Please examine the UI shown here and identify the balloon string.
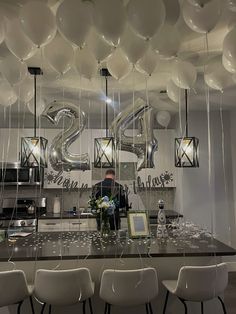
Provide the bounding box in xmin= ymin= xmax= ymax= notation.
xmin=204 ymin=33 xmax=215 ymax=243
xmin=219 ymin=94 xmax=231 ymax=245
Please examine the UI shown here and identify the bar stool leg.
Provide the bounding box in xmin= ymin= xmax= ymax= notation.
xmin=163 ymin=291 xmax=169 ymax=314
xmin=17 ymin=301 xmax=23 ymax=314
xmin=145 ymin=303 xmax=149 ymax=314
xmin=104 ymin=303 xmax=108 ymax=314
xmin=218 ymin=296 xmax=227 ymax=314
xmin=88 ymin=298 xmax=93 ymax=314
xmin=48 ymin=304 xmax=52 ymax=314
xmin=201 ymin=302 xmax=204 ymax=314
xmin=83 ymin=300 xmax=86 ymax=314
xmin=29 ymin=296 xmax=35 ymax=314
xmin=41 ymin=303 xmax=46 ymax=314
xmin=108 ymin=304 xmax=111 ymax=314
xmin=178 ymin=298 xmax=188 ymax=314
xmin=149 ymin=303 xmax=153 ymax=314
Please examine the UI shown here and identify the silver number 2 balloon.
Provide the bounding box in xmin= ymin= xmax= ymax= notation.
xmin=42 ymin=101 xmax=90 ymax=172
xmin=110 ymin=98 xmax=158 ymax=171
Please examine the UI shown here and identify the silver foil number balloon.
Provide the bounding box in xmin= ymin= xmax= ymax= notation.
xmin=110 ymin=98 xmax=158 ymax=171
xmin=42 ymin=101 xmax=90 ymax=171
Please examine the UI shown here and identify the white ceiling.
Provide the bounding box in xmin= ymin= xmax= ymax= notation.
xmin=0 ymin=0 xmax=236 ymax=129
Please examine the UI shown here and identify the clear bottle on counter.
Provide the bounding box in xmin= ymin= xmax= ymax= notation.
xmin=156 ymin=199 xmax=168 ymax=239
xmin=53 ymin=195 xmax=61 ymax=214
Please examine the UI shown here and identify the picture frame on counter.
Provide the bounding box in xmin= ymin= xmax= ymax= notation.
xmin=127 ymin=211 xmax=150 ymax=239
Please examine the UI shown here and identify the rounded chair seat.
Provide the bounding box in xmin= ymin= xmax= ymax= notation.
xmin=100 ymin=268 xmax=158 ymax=313
xmin=34 ymin=268 xmax=94 ymax=313
xmin=162 ymin=263 xmax=228 ymax=314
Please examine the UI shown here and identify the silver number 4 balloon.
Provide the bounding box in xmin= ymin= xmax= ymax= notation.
xmin=110 ymin=98 xmax=158 ymax=171
xmin=42 ymin=101 xmax=90 ymax=172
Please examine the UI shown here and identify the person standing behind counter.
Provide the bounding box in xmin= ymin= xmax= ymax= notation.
xmin=92 ymin=169 xmax=127 ymax=230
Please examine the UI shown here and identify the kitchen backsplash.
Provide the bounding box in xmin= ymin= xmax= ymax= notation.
xmin=0 ymin=186 xmax=176 ymax=212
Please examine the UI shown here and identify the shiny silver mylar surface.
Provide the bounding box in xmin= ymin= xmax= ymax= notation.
xmin=42 ymin=101 xmax=90 ymax=171
xmin=110 ymin=98 xmax=158 ymax=171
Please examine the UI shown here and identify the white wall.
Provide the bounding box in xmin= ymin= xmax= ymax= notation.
xmin=175 ymin=110 xmax=236 ymax=246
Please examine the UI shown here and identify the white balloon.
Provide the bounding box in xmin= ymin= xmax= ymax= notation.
xmin=20 ymin=1 xmax=56 ymax=47
xmin=0 ymin=80 xmax=17 ymax=107
xmin=0 ymin=12 xmax=5 ymax=45
xmin=172 ymin=59 xmax=197 ymax=89
xmin=1 ymin=54 xmax=28 ymax=85
xmin=183 ymin=0 xmax=221 ymax=33
xmin=5 ymin=18 xmax=37 ymax=61
xmin=227 ymin=0 xmax=236 ymax=12
xmin=74 ymin=47 xmax=97 ymax=80
xmin=56 ymin=0 xmax=92 ymax=48
xmin=13 ymin=76 xmax=34 ymax=103
xmin=28 ymin=97 xmax=45 ymax=116
xmin=156 ymin=111 xmax=171 ymax=128
xmin=86 ymin=27 xmax=113 ymax=63
xmin=135 ymin=46 xmax=158 ymax=76
xmin=0 ymin=42 xmax=11 ymax=60
xmin=151 ymin=24 xmax=181 ymax=59
xmin=44 ymin=33 xmax=74 ymax=75
xmin=127 ymin=0 xmax=166 ymax=40
xmin=167 ymin=79 xmax=181 ymax=103
xmin=222 ymin=54 xmax=236 ymax=74
xmin=223 ymin=27 xmax=236 ymax=68
xmin=107 ymin=48 xmax=132 ymax=80
xmin=204 ymin=55 xmax=233 ymax=91
xmin=120 ymin=26 xmax=148 ymax=64
xmin=93 ymin=0 xmax=126 ymax=47
xmin=232 ymin=73 xmax=236 ymax=84
xmin=164 ymin=0 xmax=180 ymax=26
xmin=188 ymin=0 xmax=212 ymax=7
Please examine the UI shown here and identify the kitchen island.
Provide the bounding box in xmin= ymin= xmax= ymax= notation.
xmin=0 ymin=230 xmax=235 ymax=314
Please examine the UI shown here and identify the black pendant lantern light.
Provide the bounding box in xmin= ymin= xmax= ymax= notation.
xmin=94 ymin=68 xmax=115 ymax=168
xmin=21 ymin=67 xmax=48 ymax=168
xmin=175 ymin=89 xmax=199 ymax=168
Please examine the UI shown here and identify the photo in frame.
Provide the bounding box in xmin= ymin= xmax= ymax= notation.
xmin=127 ymin=211 xmax=150 ymax=238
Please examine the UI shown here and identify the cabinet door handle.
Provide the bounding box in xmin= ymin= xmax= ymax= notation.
xmin=45 ymin=223 xmax=57 ymax=225
xmin=71 ymin=222 xmax=82 ymax=225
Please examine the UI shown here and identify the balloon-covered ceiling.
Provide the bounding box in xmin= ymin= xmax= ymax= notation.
xmin=0 ymin=0 xmax=236 ymax=121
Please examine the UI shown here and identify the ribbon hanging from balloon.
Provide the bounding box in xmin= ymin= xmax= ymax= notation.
xmin=42 ymin=101 xmax=90 ymax=171
xmin=110 ymin=98 xmax=158 ymax=171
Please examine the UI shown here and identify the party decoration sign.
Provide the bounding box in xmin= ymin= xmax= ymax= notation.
xmin=42 ymin=101 xmax=90 ymax=172
xmin=110 ymin=98 xmax=158 ymax=171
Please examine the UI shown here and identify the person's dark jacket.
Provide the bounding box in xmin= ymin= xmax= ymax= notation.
xmin=92 ymin=178 xmax=126 ymax=230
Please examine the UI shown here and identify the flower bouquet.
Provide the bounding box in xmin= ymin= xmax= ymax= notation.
xmin=88 ymin=196 xmax=116 ymax=237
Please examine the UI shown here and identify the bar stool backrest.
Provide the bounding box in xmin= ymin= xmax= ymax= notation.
xmin=175 ymin=263 xmax=228 ymax=301
xmin=34 ymin=268 xmax=93 ymax=306
xmin=0 ymin=270 xmax=29 ymax=307
xmin=100 ymin=268 xmax=158 ymax=306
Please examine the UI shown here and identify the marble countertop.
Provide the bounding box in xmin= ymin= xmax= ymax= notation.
xmin=0 ymin=230 xmax=235 ymax=262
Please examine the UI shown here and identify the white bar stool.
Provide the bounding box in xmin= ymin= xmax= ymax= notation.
xmin=100 ymin=268 xmax=159 ymax=314
xmin=0 ymin=270 xmax=35 ymax=314
xmin=34 ymin=268 xmax=94 ymax=314
xmin=162 ymin=263 xmax=228 ymax=314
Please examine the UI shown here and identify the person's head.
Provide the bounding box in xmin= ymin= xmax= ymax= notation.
xmin=105 ymin=169 xmax=115 ymax=180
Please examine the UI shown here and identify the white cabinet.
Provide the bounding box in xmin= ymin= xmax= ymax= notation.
xmin=38 ymin=217 xmax=127 ymax=232
xmin=38 ymin=218 xmax=97 ymax=232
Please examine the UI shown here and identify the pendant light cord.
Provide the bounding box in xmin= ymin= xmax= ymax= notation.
xmin=185 ymin=89 xmax=188 ymax=137
xmin=34 ymin=74 xmax=37 ymax=138
xmin=105 ymin=76 xmax=108 ymax=137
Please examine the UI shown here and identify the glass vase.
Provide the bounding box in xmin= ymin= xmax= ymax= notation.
xmin=101 ymin=218 xmax=110 ymax=238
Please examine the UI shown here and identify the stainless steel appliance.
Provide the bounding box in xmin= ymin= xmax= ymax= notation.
xmin=0 ymin=162 xmax=44 ymax=186
xmin=0 ymin=197 xmax=47 ymax=235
